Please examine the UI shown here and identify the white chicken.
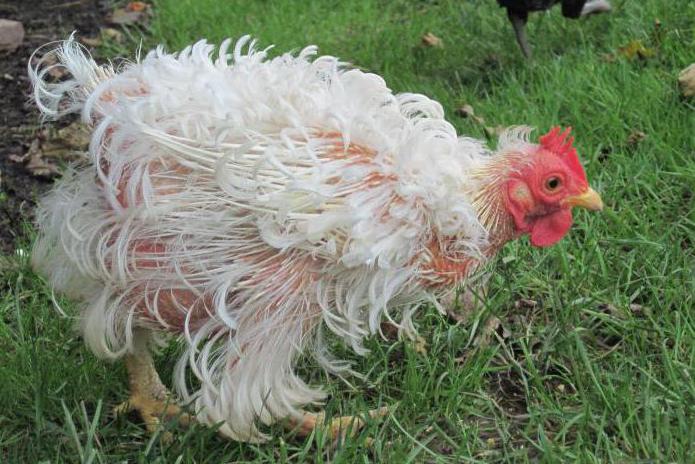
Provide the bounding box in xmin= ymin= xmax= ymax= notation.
xmin=29 ymin=36 xmax=602 ymax=442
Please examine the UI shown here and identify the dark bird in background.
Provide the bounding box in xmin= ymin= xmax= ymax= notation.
xmin=498 ymin=0 xmax=612 ymax=58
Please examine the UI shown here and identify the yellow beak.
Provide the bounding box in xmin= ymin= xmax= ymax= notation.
xmin=564 ymin=187 xmax=604 ymax=211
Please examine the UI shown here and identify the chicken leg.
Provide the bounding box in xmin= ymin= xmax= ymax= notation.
xmin=508 ymin=10 xmax=532 ymax=59
xmin=505 ymin=0 xmax=612 ymax=59
xmin=113 ymin=331 xmax=192 ymax=441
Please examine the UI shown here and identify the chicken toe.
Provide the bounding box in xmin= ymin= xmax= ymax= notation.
xmin=290 ymin=406 xmax=391 ymax=443
xmin=114 ymin=393 xmax=191 ymax=442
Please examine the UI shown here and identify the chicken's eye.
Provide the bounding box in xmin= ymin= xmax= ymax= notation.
xmin=545 ymin=176 xmax=562 ymax=192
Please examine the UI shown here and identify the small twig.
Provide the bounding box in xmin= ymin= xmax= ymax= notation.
xmin=48 ymin=0 xmax=86 ymax=9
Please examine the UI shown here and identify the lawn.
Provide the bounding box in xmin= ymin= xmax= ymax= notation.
xmin=1 ymin=0 xmax=694 ymax=462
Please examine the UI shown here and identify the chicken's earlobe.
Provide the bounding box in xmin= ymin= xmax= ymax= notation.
xmin=506 ymin=178 xmax=534 ymax=233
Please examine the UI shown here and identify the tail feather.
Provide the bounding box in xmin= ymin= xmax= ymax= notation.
xmin=28 ymin=34 xmax=114 ymax=121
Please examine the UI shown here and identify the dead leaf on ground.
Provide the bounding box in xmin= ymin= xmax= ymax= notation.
xmin=10 ymin=137 xmax=61 ymax=177
xmin=629 ymin=303 xmax=647 ymax=316
xmin=421 ymin=32 xmax=443 ymax=48
xmin=602 ymin=39 xmax=656 ymax=63
xmin=454 ymin=104 xmax=475 ymax=118
xmin=126 ymin=1 xmax=148 ymax=12
xmin=414 ymin=335 xmax=428 ymax=355
xmin=678 ymin=63 xmax=695 ymax=98
xmin=109 ymin=2 xmax=151 ymax=26
xmin=52 ymin=121 xmax=91 ymax=151
xmin=379 ymin=321 xmax=428 ymax=354
xmin=473 ymin=316 xmax=510 ymax=349
xmin=627 ymin=130 xmax=646 ymax=147
xmin=47 ymin=66 xmax=68 ymax=79
xmin=513 ymin=298 xmax=538 ymax=310
xmin=80 ymin=36 xmax=102 ymax=47
xmin=446 ymin=305 xmax=472 ymax=324
xmin=31 ymin=53 xmax=69 ymax=80
xmin=597 ymin=303 xmax=623 ymax=318
xmin=10 ymin=122 xmax=89 ymax=177
xmin=101 ymin=27 xmax=125 ymax=43
xmin=617 ymin=40 xmax=656 ymax=60
xmin=597 ymin=302 xmax=648 ymax=318
xmin=484 ymin=125 xmax=506 ymax=138
xmin=454 ymin=104 xmax=486 ymax=125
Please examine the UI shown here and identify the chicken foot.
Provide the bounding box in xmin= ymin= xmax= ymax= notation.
xmin=114 ymin=330 xmax=389 ymax=444
xmin=288 ymin=406 xmax=391 ymax=443
xmin=113 ymin=332 xmax=192 ymax=441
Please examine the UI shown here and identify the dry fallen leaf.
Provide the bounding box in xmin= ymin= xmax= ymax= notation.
xmin=81 ymin=36 xmax=102 ymax=47
xmin=10 ymin=122 xmax=90 ymax=177
xmin=31 ymin=53 xmax=68 ymax=80
xmin=101 ymin=27 xmax=125 ymax=43
xmin=484 ymin=125 xmax=506 ymax=138
xmin=47 ymin=66 xmax=68 ymax=79
xmin=617 ymin=40 xmax=655 ymax=60
xmin=627 ymin=130 xmax=646 ymax=147
xmin=473 ymin=316 xmax=510 ymax=349
xmin=26 ymin=153 xmax=60 ymax=177
xmin=109 ymin=2 xmax=151 ymax=26
xmin=379 ymin=321 xmax=427 ymax=354
xmin=454 ymin=104 xmax=475 ymax=118
xmin=629 ymin=303 xmax=647 ymax=316
xmin=109 ymin=9 xmax=142 ymax=25
xmin=11 ymin=138 xmax=60 ymax=177
xmin=414 ymin=335 xmax=428 ymax=355
xmin=127 ymin=1 xmax=148 ymax=12
xmin=52 ymin=122 xmax=91 ymax=151
xmin=421 ymin=32 xmax=443 ymax=48
xmin=455 ymin=104 xmax=486 ymax=125
xmin=678 ymin=63 xmax=695 ymax=98
xmin=513 ymin=298 xmax=538 ymax=310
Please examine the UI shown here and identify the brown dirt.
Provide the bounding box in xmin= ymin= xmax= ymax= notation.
xmin=0 ymin=0 xmax=110 ymax=254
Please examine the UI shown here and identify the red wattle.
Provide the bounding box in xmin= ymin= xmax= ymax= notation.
xmin=530 ymin=209 xmax=573 ymax=247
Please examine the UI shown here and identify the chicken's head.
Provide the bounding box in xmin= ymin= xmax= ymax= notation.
xmin=504 ymin=127 xmax=603 ymax=247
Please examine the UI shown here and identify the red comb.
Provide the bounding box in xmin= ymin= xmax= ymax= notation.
xmin=539 ymin=126 xmax=586 ymax=180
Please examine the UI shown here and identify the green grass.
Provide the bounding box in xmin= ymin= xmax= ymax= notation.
xmin=2 ymin=0 xmax=694 ymax=461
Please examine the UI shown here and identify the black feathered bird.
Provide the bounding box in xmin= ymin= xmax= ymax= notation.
xmin=498 ymin=0 xmax=612 ymax=58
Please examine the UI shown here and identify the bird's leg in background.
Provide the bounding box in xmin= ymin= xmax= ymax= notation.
xmin=580 ymin=0 xmax=612 ymax=16
xmin=288 ymin=406 xmax=391 ymax=444
xmin=507 ymin=9 xmax=531 ymax=58
xmin=114 ymin=329 xmax=192 ymax=440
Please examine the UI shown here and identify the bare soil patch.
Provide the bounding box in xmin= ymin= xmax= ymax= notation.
xmin=0 ymin=0 xmax=109 ymax=253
